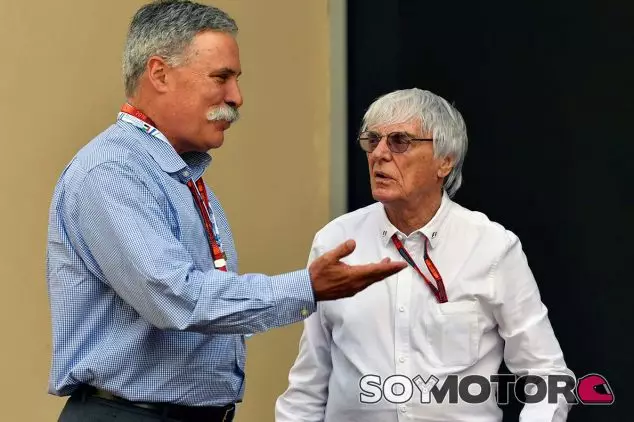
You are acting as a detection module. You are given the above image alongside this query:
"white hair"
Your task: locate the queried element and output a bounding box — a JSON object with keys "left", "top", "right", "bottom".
{"left": 122, "top": 0, "right": 238, "bottom": 98}
{"left": 360, "top": 88, "right": 468, "bottom": 197}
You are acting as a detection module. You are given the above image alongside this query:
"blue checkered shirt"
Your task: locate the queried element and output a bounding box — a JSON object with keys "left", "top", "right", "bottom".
{"left": 46, "top": 117, "right": 316, "bottom": 406}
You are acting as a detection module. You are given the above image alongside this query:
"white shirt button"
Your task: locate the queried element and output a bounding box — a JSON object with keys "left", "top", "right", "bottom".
{"left": 183, "top": 170, "right": 190, "bottom": 177}
{"left": 399, "top": 356, "right": 405, "bottom": 363}
{"left": 399, "top": 306, "right": 405, "bottom": 312}
{"left": 400, "top": 405, "right": 407, "bottom": 413}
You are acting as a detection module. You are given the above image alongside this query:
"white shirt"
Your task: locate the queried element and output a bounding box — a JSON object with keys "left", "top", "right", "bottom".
{"left": 275, "top": 191, "right": 574, "bottom": 422}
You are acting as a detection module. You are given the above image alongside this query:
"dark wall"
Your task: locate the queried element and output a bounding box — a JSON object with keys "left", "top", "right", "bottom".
{"left": 347, "top": 1, "right": 633, "bottom": 420}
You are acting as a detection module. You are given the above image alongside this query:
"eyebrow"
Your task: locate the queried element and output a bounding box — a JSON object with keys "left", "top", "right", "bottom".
{"left": 365, "top": 130, "right": 418, "bottom": 137}
{"left": 209, "top": 67, "right": 242, "bottom": 77}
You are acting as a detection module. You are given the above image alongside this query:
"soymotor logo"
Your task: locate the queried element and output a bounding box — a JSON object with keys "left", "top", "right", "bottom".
{"left": 359, "top": 373, "right": 614, "bottom": 406}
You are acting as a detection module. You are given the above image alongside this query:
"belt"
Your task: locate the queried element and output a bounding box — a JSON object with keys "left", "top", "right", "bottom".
{"left": 77, "top": 386, "right": 235, "bottom": 421}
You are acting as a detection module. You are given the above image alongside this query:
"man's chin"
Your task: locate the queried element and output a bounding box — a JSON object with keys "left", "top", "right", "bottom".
{"left": 371, "top": 188, "right": 398, "bottom": 204}
{"left": 201, "top": 130, "right": 226, "bottom": 149}
{"left": 206, "top": 137, "right": 225, "bottom": 149}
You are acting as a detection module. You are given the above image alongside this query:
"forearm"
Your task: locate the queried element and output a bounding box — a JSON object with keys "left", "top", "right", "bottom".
{"left": 189, "top": 268, "right": 316, "bottom": 334}
{"left": 85, "top": 243, "right": 315, "bottom": 334}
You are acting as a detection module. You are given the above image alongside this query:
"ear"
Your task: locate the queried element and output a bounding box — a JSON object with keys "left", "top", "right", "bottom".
{"left": 146, "top": 56, "right": 171, "bottom": 93}
{"left": 437, "top": 155, "right": 455, "bottom": 179}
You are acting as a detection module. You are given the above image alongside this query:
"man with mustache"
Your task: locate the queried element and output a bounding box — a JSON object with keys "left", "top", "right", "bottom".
{"left": 275, "top": 88, "right": 574, "bottom": 421}
{"left": 45, "top": 1, "right": 406, "bottom": 421}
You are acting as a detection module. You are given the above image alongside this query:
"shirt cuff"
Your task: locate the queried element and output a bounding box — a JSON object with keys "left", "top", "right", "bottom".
{"left": 269, "top": 269, "right": 316, "bottom": 324}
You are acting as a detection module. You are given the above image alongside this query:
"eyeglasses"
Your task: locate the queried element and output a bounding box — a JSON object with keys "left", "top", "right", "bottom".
{"left": 358, "top": 131, "right": 433, "bottom": 153}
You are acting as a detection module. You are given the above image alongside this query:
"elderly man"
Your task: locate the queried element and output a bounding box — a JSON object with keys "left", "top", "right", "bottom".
{"left": 275, "top": 88, "right": 574, "bottom": 421}
{"left": 46, "top": 1, "right": 406, "bottom": 421}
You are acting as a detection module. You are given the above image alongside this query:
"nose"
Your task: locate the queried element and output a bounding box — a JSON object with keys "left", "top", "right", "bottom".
{"left": 370, "top": 135, "right": 392, "bottom": 160}
{"left": 225, "top": 78, "right": 243, "bottom": 109}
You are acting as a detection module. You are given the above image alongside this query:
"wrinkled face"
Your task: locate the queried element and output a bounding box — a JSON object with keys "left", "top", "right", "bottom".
{"left": 152, "top": 30, "right": 243, "bottom": 153}
{"left": 364, "top": 119, "right": 454, "bottom": 206}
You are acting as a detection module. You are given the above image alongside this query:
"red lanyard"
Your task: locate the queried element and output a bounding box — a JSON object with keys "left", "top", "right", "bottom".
{"left": 120, "top": 103, "right": 157, "bottom": 126}
{"left": 185, "top": 178, "right": 227, "bottom": 271}
{"left": 118, "top": 104, "right": 227, "bottom": 272}
{"left": 391, "top": 234, "right": 447, "bottom": 303}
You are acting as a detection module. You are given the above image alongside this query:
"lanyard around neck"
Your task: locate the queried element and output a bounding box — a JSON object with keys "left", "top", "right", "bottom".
{"left": 391, "top": 234, "right": 447, "bottom": 303}
{"left": 117, "top": 104, "right": 227, "bottom": 272}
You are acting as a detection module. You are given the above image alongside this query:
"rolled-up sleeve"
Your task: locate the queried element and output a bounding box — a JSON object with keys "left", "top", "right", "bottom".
{"left": 70, "top": 160, "right": 316, "bottom": 334}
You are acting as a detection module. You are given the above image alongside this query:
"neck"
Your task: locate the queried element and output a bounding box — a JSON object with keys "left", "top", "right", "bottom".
{"left": 126, "top": 96, "right": 185, "bottom": 154}
{"left": 126, "top": 97, "right": 157, "bottom": 124}
{"left": 384, "top": 190, "right": 443, "bottom": 236}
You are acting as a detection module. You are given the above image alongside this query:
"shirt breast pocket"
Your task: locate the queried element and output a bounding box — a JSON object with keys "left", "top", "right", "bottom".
{"left": 426, "top": 300, "right": 480, "bottom": 368}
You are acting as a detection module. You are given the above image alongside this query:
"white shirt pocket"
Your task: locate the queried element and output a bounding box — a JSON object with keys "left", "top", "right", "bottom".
{"left": 427, "top": 300, "right": 480, "bottom": 368}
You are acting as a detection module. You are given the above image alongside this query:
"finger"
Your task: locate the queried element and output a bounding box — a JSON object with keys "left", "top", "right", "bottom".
{"left": 362, "top": 266, "right": 408, "bottom": 286}
{"left": 350, "top": 261, "right": 408, "bottom": 280}
{"left": 374, "top": 261, "right": 408, "bottom": 276}
{"left": 380, "top": 257, "right": 391, "bottom": 263}
{"left": 323, "top": 239, "right": 356, "bottom": 261}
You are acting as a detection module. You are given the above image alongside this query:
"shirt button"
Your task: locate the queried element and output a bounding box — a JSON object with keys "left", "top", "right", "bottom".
{"left": 399, "top": 306, "right": 405, "bottom": 312}
{"left": 300, "top": 308, "right": 309, "bottom": 317}
{"left": 399, "top": 356, "right": 405, "bottom": 363}
{"left": 182, "top": 170, "right": 190, "bottom": 177}
{"left": 400, "top": 405, "right": 407, "bottom": 413}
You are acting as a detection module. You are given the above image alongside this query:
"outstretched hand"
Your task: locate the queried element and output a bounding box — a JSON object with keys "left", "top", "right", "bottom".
{"left": 309, "top": 239, "right": 407, "bottom": 301}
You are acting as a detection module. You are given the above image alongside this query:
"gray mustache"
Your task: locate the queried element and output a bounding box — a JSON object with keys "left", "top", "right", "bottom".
{"left": 207, "top": 105, "right": 240, "bottom": 123}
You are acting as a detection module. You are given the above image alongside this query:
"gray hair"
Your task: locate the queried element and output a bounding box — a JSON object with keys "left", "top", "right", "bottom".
{"left": 360, "top": 88, "right": 468, "bottom": 197}
{"left": 122, "top": 0, "right": 238, "bottom": 97}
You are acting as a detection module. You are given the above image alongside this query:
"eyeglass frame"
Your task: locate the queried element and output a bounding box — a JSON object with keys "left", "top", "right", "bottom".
{"left": 357, "top": 130, "right": 434, "bottom": 153}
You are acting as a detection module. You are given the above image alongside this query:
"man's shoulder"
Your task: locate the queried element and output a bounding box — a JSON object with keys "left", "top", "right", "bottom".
{"left": 59, "top": 123, "right": 152, "bottom": 186}
{"left": 72, "top": 124, "right": 144, "bottom": 170}
{"left": 313, "top": 202, "right": 383, "bottom": 244}
{"left": 448, "top": 199, "right": 519, "bottom": 248}
{"left": 311, "top": 199, "right": 521, "bottom": 251}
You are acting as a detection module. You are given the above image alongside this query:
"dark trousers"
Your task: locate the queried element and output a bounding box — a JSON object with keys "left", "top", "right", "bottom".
{"left": 57, "top": 388, "right": 236, "bottom": 422}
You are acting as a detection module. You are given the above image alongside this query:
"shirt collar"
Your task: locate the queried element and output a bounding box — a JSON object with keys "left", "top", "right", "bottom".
{"left": 378, "top": 190, "right": 453, "bottom": 249}
{"left": 117, "top": 119, "right": 212, "bottom": 181}
{"left": 179, "top": 151, "right": 212, "bottom": 181}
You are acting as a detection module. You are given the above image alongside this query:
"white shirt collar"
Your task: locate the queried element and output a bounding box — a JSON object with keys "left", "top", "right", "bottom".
{"left": 378, "top": 189, "right": 453, "bottom": 249}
